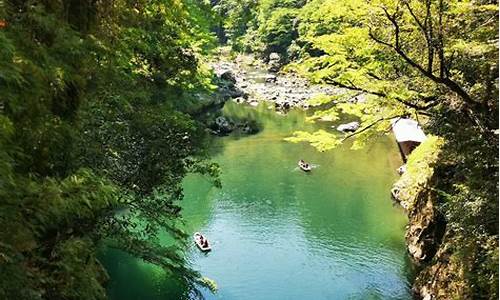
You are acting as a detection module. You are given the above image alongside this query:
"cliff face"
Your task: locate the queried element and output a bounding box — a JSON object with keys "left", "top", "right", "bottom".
{"left": 392, "top": 137, "right": 445, "bottom": 262}
{"left": 405, "top": 186, "right": 445, "bottom": 264}
{"left": 391, "top": 136, "right": 468, "bottom": 299}
{"left": 413, "top": 235, "right": 469, "bottom": 299}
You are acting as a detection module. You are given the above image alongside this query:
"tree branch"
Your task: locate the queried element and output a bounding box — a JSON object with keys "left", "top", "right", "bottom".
{"left": 437, "top": 0, "right": 446, "bottom": 79}
{"left": 369, "top": 7, "right": 475, "bottom": 105}
{"left": 404, "top": 2, "right": 427, "bottom": 33}
{"left": 326, "top": 77, "right": 386, "bottom": 97}
{"left": 382, "top": 6, "right": 401, "bottom": 49}
{"left": 427, "top": 0, "right": 435, "bottom": 74}
{"left": 341, "top": 115, "right": 405, "bottom": 141}
{"left": 325, "top": 77, "right": 438, "bottom": 111}
{"left": 404, "top": 1, "right": 434, "bottom": 73}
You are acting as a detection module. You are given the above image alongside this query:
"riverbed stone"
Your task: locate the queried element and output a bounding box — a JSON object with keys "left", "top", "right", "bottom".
{"left": 336, "top": 122, "right": 360, "bottom": 133}
{"left": 215, "top": 116, "right": 233, "bottom": 134}
{"left": 269, "top": 52, "right": 280, "bottom": 61}
{"left": 220, "top": 70, "right": 236, "bottom": 83}
{"left": 268, "top": 52, "right": 282, "bottom": 72}
{"left": 265, "top": 74, "right": 277, "bottom": 83}
{"left": 211, "top": 54, "right": 342, "bottom": 114}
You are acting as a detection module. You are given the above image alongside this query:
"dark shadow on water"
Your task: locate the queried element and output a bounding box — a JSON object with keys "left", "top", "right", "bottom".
{"left": 99, "top": 247, "right": 194, "bottom": 300}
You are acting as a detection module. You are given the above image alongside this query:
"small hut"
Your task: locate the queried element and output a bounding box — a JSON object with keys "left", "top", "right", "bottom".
{"left": 391, "top": 118, "right": 426, "bottom": 162}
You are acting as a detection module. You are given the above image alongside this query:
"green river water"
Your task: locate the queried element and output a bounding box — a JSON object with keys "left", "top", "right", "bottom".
{"left": 101, "top": 101, "right": 414, "bottom": 300}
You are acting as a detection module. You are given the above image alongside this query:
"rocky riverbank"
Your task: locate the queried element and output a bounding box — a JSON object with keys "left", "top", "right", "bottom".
{"left": 202, "top": 51, "right": 342, "bottom": 135}
{"left": 390, "top": 136, "right": 471, "bottom": 300}
{"left": 211, "top": 52, "right": 339, "bottom": 112}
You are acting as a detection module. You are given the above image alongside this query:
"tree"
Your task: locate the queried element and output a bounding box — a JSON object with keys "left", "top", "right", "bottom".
{"left": 0, "top": 0, "right": 219, "bottom": 299}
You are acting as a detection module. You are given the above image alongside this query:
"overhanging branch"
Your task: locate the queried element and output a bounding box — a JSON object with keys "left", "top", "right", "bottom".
{"left": 324, "top": 77, "right": 438, "bottom": 111}
{"left": 341, "top": 114, "right": 405, "bottom": 141}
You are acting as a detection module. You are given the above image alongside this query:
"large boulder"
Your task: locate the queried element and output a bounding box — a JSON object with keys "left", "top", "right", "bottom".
{"left": 214, "top": 116, "right": 233, "bottom": 134}
{"left": 220, "top": 70, "right": 237, "bottom": 84}
{"left": 269, "top": 52, "right": 281, "bottom": 61}
{"left": 268, "top": 52, "right": 282, "bottom": 73}
{"left": 239, "top": 121, "right": 260, "bottom": 134}
{"left": 336, "top": 121, "right": 360, "bottom": 133}
{"left": 228, "top": 88, "right": 244, "bottom": 98}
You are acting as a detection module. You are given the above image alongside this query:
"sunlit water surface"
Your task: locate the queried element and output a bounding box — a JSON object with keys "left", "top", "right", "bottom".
{"left": 101, "top": 102, "right": 413, "bottom": 300}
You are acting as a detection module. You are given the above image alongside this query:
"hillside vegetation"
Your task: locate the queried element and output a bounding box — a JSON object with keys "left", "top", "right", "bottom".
{"left": 0, "top": 0, "right": 219, "bottom": 299}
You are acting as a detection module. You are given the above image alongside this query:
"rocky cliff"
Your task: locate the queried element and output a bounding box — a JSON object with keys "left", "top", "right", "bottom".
{"left": 392, "top": 136, "right": 469, "bottom": 299}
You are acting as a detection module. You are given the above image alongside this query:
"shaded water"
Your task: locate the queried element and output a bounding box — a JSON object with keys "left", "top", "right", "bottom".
{"left": 102, "top": 102, "right": 413, "bottom": 300}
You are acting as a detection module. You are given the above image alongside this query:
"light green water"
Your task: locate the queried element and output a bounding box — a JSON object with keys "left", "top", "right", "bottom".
{"left": 102, "top": 102, "right": 413, "bottom": 300}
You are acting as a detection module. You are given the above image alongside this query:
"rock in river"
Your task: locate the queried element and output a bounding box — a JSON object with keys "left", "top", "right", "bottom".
{"left": 268, "top": 52, "right": 282, "bottom": 73}
{"left": 269, "top": 52, "right": 280, "bottom": 61}
{"left": 265, "top": 74, "right": 277, "bottom": 83}
{"left": 220, "top": 70, "right": 237, "bottom": 84}
{"left": 336, "top": 122, "right": 360, "bottom": 133}
{"left": 215, "top": 116, "right": 233, "bottom": 134}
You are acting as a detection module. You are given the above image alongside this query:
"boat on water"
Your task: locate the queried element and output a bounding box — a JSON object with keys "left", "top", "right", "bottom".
{"left": 298, "top": 160, "right": 312, "bottom": 172}
{"left": 194, "top": 232, "right": 211, "bottom": 252}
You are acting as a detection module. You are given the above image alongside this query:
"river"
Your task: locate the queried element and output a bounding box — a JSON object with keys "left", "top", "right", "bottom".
{"left": 101, "top": 101, "right": 413, "bottom": 299}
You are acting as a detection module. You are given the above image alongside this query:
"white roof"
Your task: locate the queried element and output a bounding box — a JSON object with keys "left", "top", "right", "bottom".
{"left": 391, "top": 118, "right": 427, "bottom": 143}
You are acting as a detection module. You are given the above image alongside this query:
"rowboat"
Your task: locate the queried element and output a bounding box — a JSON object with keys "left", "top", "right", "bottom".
{"left": 194, "top": 232, "right": 211, "bottom": 252}
{"left": 298, "top": 160, "right": 312, "bottom": 172}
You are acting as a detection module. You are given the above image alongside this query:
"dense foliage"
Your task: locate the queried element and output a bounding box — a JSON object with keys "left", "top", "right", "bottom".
{"left": 212, "top": 0, "right": 306, "bottom": 56}
{"left": 0, "top": 0, "right": 220, "bottom": 299}
{"left": 213, "top": 0, "right": 498, "bottom": 298}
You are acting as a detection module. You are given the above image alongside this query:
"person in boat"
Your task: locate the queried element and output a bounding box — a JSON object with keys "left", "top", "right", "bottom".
{"left": 203, "top": 239, "right": 209, "bottom": 248}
